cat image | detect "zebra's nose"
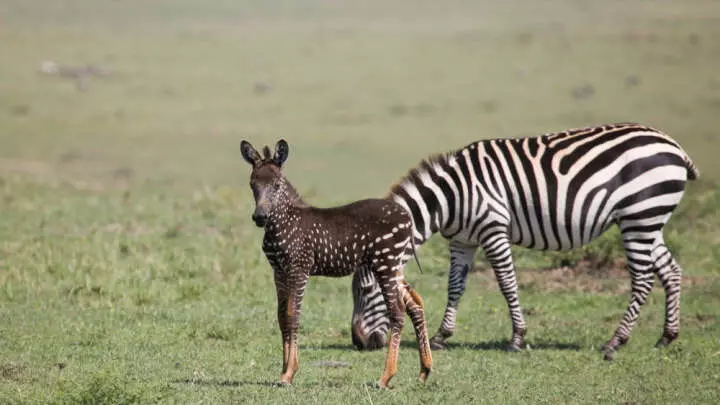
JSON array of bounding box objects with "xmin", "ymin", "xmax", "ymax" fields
[{"xmin": 252, "ymin": 213, "xmax": 267, "ymax": 227}]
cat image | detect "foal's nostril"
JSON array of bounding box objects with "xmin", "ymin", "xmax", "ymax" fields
[{"xmin": 252, "ymin": 213, "xmax": 267, "ymax": 226}]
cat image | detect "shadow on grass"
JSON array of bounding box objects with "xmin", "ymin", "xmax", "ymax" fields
[
  {"xmin": 172, "ymin": 378, "xmax": 364, "ymax": 389},
  {"xmin": 301, "ymin": 341, "xmax": 421, "ymax": 351},
  {"xmin": 172, "ymin": 378, "xmax": 280, "ymax": 388},
  {"xmin": 303, "ymin": 339, "xmax": 581, "ymax": 351},
  {"xmin": 443, "ymin": 339, "xmax": 581, "ymax": 351}
]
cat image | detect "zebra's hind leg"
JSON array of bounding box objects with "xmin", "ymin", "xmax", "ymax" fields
[
  {"xmin": 430, "ymin": 242, "xmax": 477, "ymax": 350},
  {"xmin": 603, "ymin": 230, "xmax": 656, "ymax": 361},
  {"xmin": 652, "ymin": 242, "xmax": 682, "ymax": 348},
  {"xmin": 485, "ymin": 237, "xmax": 526, "ymax": 352}
]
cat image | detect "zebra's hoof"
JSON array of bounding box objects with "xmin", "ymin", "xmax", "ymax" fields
[
  {"xmin": 429, "ymin": 338, "xmax": 446, "ymax": 351},
  {"xmin": 654, "ymin": 338, "xmax": 669, "ymax": 348},
  {"xmin": 655, "ymin": 331, "xmax": 678, "ymax": 348},
  {"xmin": 602, "ymin": 347, "xmax": 615, "ymax": 361},
  {"xmin": 506, "ymin": 343, "xmax": 523, "ymax": 352}
]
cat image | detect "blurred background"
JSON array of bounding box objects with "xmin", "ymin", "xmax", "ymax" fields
[
  {"xmin": 2, "ymin": 0, "xmax": 718, "ymax": 200},
  {"xmin": 2, "ymin": 2, "xmax": 720, "ymax": 402}
]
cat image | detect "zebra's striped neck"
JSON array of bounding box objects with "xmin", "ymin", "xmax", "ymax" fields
[{"xmin": 387, "ymin": 153, "xmax": 461, "ymax": 245}]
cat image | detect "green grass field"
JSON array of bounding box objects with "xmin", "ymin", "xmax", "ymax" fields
[{"xmin": 1, "ymin": 1, "xmax": 720, "ymax": 403}]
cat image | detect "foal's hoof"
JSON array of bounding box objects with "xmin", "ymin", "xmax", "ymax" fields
[
  {"xmin": 376, "ymin": 380, "xmax": 390, "ymax": 390},
  {"xmin": 419, "ymin": 368, "xmax": 431, "ymax": 384}
]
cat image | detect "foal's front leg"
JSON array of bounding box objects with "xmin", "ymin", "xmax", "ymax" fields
[{"xmin": 274, "ymin": 268, "xmax": 309, "ymax": 385}]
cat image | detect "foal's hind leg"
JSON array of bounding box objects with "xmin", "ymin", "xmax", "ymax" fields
[
  {"xmin": 652, "ymin": 242, "xmax": 683, "ymax": 347},
  {"xmin": 376, "ymin": 265, "xmax": 405, "ymax": 389},
  {"xmin": 400, "ymin": 282, "xmax": 432, "ymax": 382}
]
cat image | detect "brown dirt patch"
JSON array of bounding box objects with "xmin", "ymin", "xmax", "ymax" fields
[
  {"xmin": 0, "ymin": 362, "xmax": 25, "ymax": 382},
  {"xmin": 477, "ymin": 259, "xmax": 706, "ymax": 294}
]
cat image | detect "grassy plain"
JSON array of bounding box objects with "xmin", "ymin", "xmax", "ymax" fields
[{"xmin": 1, "ymin": 1, "xmax": 719, "ymax": 403}]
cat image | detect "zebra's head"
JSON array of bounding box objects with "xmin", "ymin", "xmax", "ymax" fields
[{"xmin": 240, "ymin": 139, "xmax": 291, "ymax": 228}]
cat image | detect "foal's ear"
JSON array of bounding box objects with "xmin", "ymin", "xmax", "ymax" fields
[
  {"xmin": 240, "ymin": 140, "xmax": 261, "ymax": 166},
  {"xmin": 273, "ymin": 139, "xmax": 289, "ymax": 167}
]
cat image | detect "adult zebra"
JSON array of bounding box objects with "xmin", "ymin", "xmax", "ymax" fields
[{"xmin": 351, "ymin": 123, "xmax": 698, "ymax": 360}]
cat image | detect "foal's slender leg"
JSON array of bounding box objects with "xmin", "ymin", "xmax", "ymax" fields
[
  {"xmin": 376, "ymin": 263, "xmax": 405, "ymax": 389},
  {"xmin": 275, "ymin": 269, "xmax": 309, "ymax": 385},
  {"xmin": 401, "ymin": 282, "xmax": 432, "ymax": 382}
]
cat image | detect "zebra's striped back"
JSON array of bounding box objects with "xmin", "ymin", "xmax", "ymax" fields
[{"xmin": 389, "ymin": 123, "xmax": 697, "ymax": 251}]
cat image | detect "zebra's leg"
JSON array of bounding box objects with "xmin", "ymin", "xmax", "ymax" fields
[
  {"xmin": 351, "ymin": 267, "xmax": 388, "ymax": 350},
  {"xmin": 376, "ymin": 264, "xmax": 406, "ymax": 389},
  {"xmin": 652, "ymin": 242, "xmax": 683, "ymax": 348},
  {"xmin": 400, "ymin": 281, "xmax": 432, "ymax": 383},
  {"xmin": 602, "ymin": 231, "xmax": 655, "ymax": 361},
  {"xmin": 276, "ymin": 269, "xmax": 309, "ymax": 385},
  {"xmin": 429, "ymin": 242, "xmax": 478, "ymax": 350},
  {"xmin": 485, "ymin": 236, "xmax": 526, "ymax": 352}
]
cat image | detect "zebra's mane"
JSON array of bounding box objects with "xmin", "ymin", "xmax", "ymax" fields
[{"xmin": 386, "ymin": 151, "xmax": 454, "ymax": 199}]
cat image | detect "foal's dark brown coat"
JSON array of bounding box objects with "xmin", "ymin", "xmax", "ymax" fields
[{"xmin": 240, "ymin": 139, "xmax": 432, "ymax": 388}]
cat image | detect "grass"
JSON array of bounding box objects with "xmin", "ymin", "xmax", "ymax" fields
[{"xmin": 1, "ymin": 0, "xmax": 720, "ymax": 403}]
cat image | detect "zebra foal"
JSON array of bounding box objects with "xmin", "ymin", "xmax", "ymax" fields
[
  {"xmin": 240, "ymin": 139, "xmax": 432, "ymax": 388},
  {"xmin": 351, "ymin": 123, "xmax": 698, "ymax": 360}
]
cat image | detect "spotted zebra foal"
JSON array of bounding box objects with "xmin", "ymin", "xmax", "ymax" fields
[{"xmin": 240, "ymin": 139, "xmax": 432, "ymax": 388}]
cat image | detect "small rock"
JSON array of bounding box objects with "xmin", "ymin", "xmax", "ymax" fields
[{"xmin": 571, "ymin": 84, "xmax": 595, "ymax": 100}]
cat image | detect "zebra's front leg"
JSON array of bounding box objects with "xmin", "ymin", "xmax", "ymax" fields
[
  {"xmin": 275, "ymin": 269, "xmax": 309, "ymax": 385},
  {"xmin": 430, "ymin": 242, "xmax": 477, "ymax": 350},
  {"xmin": 485, "ymin": 237, "xmax": 526, "ymax": 352},
  {"xmin": 350, "ymin": 267, "xmax": 388, "ymax": 350}
]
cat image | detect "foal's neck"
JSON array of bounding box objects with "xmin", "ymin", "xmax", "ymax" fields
[{"xmin": 265, "ymin": 178, "xmax": 308, "ymax": 232}]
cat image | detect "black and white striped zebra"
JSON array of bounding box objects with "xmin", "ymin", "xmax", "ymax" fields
[{"xmin": 351, "ymin": 123, "xmax": 698, "ymax": 360}]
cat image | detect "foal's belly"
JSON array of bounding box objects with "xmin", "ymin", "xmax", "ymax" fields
[{"xmin": 310, "ymin": 265, "xmax": 356, "ymax": 277}]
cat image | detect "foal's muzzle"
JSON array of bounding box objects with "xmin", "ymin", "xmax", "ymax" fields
[{"xmin": 252, "ymin": 213, "xmax": 267, "ymax": 227}]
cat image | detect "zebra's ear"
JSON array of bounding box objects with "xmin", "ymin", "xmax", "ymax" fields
[
  {"xmin": 240, "ymin": 140, "xmax": 261, "ymax": 166},
  {"xmin": 274, "ymin": 139, "xmax": 289, "ymax": 167}
]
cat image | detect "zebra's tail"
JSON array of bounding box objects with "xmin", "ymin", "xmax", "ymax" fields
[
  {"xmin": 683, "ymin": 154, "xmax": 700, "ymax": 181},
  {"xmin": 410, "ymin": 236, "xmax": 423, "ymax": 274}
]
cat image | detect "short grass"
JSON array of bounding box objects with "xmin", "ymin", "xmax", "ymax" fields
[{"xmin": 1, "ymin": 1, "xmax": 720, "ymax": 404}]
